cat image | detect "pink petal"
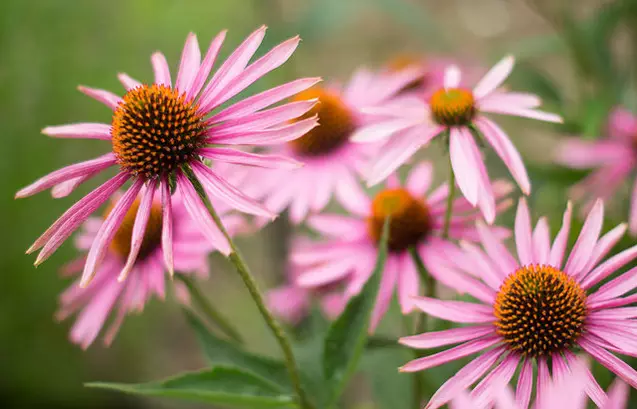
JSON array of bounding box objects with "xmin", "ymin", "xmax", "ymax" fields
[
  {"xmin": 117, "ymin": 73, "xmax": 141, "ymax": 90},
  {"xmin": 582, "ymin": 243, "xmax": 637, "ymax": 290},
  {"xmin": 606, "ymin": 379, "xmax": 630, "ymax": 409},
  {"xmin": 516, "ymin": 359, "xmax": 533, "ymax": 409},
  {"xmin": 208, "ymin": 116, "xmax": 318, "ymax": 145},
  {"xmin": 564, "ymin": 351, "xmax": 608, "ymax": 407},
  {"xmin": 80, "ymin": 179, "xmax": 144, "ymax": 287},
  {"xmin": 16, "ymin": 153, "xmax": 116, "ymax": 198},
  {"xmin": 289, "ymin": 180, "xmax": 311, "ymax": 223},
  {"xmin": 160, "ymin": 177, "xmax": 174, "ymax": 275},
  {"xmin": 444, "ymin": 65, "xmax": 462, "ymax": 89},
  {"xmin": 334, "ymin": 170, "xmax": 371, "ymax": 217},
  {"xmin": 199, "ymin": 26, "xmax": 267, "ymax": 111},
  {"xmin": 406, "ymin": 162, "xmax": 434, "ymax": 197},
  {"xmin": 369, "ymin": 257, "xmax": 398, "ymax": 333},
  {"xmin": 51, "ymin": 173, "xmax": 97, "ymax": 199},
  {"xmin": 211, "ymin": 77, "xmax": 321, "ymax": 123},
  {"xmin": 78, "ymin": 86, "xmax": 122, "ymax": 110},
  {"xmin": 175, "ymin": 33, "xmax": 201, "ymax": 94},
  {"xmin": 565, "ymin": 198, "xmax": 604, "ymax": 277},
  {"xmin": 119, "ymin": 179, "xmax": 158, "ymax": 282},
  {"xmin": 42, "ymin": 123, "xmax": 111, "ymax": 140},
  {"xmin": 306, "ymin": 214, "xmax": 367, "ymax": 239},
  {"xmin": 463, "ymin": 129, "xmax": 497, "ymax": 223},
  {"xmin": 205, "ymin": 36, "xmax": 300, "ymax": 110},
  {"xmin": 399, "ymin": 335, "xmax": 500, "ymax": 372},
  {"xmin": 475, "ymin": 117, "xmax": 530, "ymax": 194},
  {"xmin": 478, "ymin": 91, "xmax": 541, "ymax": 110},
  {"xmin": 399, "ymin": 325, "xmax": 494, "ymax": 349},
  {"xmin": 630, "ymin": 178, "xmax": 637, "ymax": 236},
  {"xmin": 450, "ymin": 127, "xmax": 479, "ymax": 205},
  {"xmin": 609, "ymin": 107, "xmax": 637, "ymax": 140},
  {"xmin": 458, "ymin": 240, "xmax": 504, "ymax": 290},
  {"xmin": 411, "ymin": 297, "xmax": 495, "ymax": 323},
  {"xmin": 582, "ymin": 223, "xmax": 627, "ymax": 274},
  {"xmin": 397, "ymin": 255, "xmax": 420, "ymax": 314},
  {"xmin": 476, "ymin": 221, "xmax": 518, "ymax": 277},
  {"xmin": 473, "ymin": 56, "xmax": 514, "ymax": 99},
  {"xmin": 470, "ymin": 353, "xmax": 519, "ymax": 409},
  {"xmin": 514, "ymin": 198, "xmax": 534, "ymax": 266},
  {"xmin": 367, "ymin": 125, "xmax": 440, "ymax": 186},
  {"xmin": 200, "ymin": 147, "xmax": 302, "ymax": 169},
  {"xmin": 187, "ymin": 30, "xmax": 227, "ymax": 100},
  {"xmin": 29, "ymin": 173, "xmax": 129, "ymax": 257},
  {"xmin": 267, "ymin": 286, "xmax": 309, "ymax": 324},
  {"xmin": 350, "ymin": 119, "xmax": 421, "ymax": 143},
  {"xmin": 556, "ymin": 139, "xmax": 630, "ymax": 169},
  {"xmin": 482, "ymin": 105, "xmax": 563, "ymax": 123},
  {"xmin": 296, "ymin": 258, "xmax": 357, "ymax": 288},
  {"xmin": 151, "ymin": 52, "xmax": 171, "ymax": 87},
  {"xmin": 176, "ymin": 170, "xmax": 231, "ymax": 255},
  {"xmin": 589, "ymin": 266, "xmax": 637, "ymax": 303},
  {"xmin": 548, "ymin": 201, "xmax": 573, "ymax": 269},
  {"xmin": 579, "ymin": 337, "xmax": 637, "ymax": 390},
  {"xmin": 536, "ymin": 358, "xmax": 550, "ymax": 406},
  {"xmin": 532, "ymin": 217, "xmax": 551, "ymax": 265},
  {"xmin": 191, "ymin": 161, "xmax": 273, "ymax": 218}
]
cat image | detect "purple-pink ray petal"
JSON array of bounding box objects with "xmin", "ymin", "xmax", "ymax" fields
[
  {"xmin": 444, "ymin": 65, "xmax": 461, "ymax": 89},
  {"xmin": 565, "ymin": 199, "xmax": 604, "ymax": 278},
  {"xmin": 450, "ymin": 127, "xmax": 479, "ymax": 205},
  {"xmin": 579, "ymin": 337, "xmax": 637, "ymax": 390},
  {"xmin": 78, "ymin": 86, "xmax": 122, "ymax": 110},
  {"xmin": 42, "ymin": 123, "xmax": 112, "ymax": 140},
  {"xmin": 187, "ymin": 30, "xmax": 227, "ymax": 100},
  {"xmin": 582, "ymin": 244, "xmax": 637, "ymax": 289},
  {"xmin": 175, "ymin": 33, "xmax": 201, "ymax": 95},
  {"xmin": 470, "ymin": 353, "xmax": 518, "ymax": 409},
  {"xmin": 207, "ymin": 116, "xmax": 318, "ymax": 145},
  {"xmin": 406, "ymin": 162, "xmax": 433, "ymax": 197},
  {"xmin": 160, "ymin": 177, "xmax": 174, "ymax": 275},
  {"xmin": 548, "ymin": 201, "xmax": 572, "ymax": 269},
  {"xmin": 589, "ymin": 266, "xmax": 637, "ymax": 303},
  {"xmin": 411, "ymin": 297, "xmax": 495, "ymax": 323},
  {"xmin": 473, "ymin": 56, "xmax": 514, "ymax": 99},
  {"xmin": 151, "ymin": 52, "xmax": 171, "ymax": 87},
  {"xmin": 516, "ymin": 358, "xmax": 533, "ymax": 409},
  {"xmin": 51, "ymin": 173, "xmax": 98, "ymax": 198},
  {"xmin": 335, "ymin": 170, "xmax": 372, "ymax": 217},
  {"xmin": 476, "ymin": 221, "xmax": 518, "ymax": 277},
  {"xmin": 564, "ymin": 351, "xmax": 609, "ymax": 408},
  {"xmin": 581, "ymin": 223, "xmax": 627, "ymax": 274},
  {"xmin": 117, "ymin": 73, "xmax": 141, "ymax": 90},
  {"xmin": 369, "ymin": 258, "xmax": 398, "ymax": 333},
  {"xmin": 514, "ymin": 198, "xmax": 534, "ymax": 266},
  {"xmin": 399, "ymin": 325, "xmax": 494, "ymax": 349},
  {"xmin": 532, "ymin": 216, "xmax": 551, "ymax": 264},
  {"xmin": 199, "ymin": 147, "xmax": 302, "ymax": 169}
]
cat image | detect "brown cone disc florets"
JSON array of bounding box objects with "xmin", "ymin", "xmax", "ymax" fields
[
  {"xmin": 111, "ymin": 84, "xmax": 208, "ymax": 178},
  {"xmin": 367, "ymin": 188, "xmax": 432, "ymax": 252},
  {"xmin": 107, "ymin": 198, "xmax": 163, "ymax": 261},
  {"xmin": 429, "ymin": 87, "xmax": 476, "ymax": 126},
  {"xmin": 288, "ymin": 87, "xmax": 355, "ymax": 157},
  {"xmin": 494, "ymin": 264, "xmax": 588, "ymax": 358}
]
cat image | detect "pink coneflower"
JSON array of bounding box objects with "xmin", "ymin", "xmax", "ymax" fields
[
  {"xmin": 56, "ymin": 191, "xmax": 246, "ymax": 349},
  {"xmin": 556, "ymin": 106, "xmax": 637, "ymax": 235},
  {"xmin": 237, "ymin": 67, "xmax": 422, "ymax": 223},
  {"xmin": 267, "ymin": 239, "xmax": 348, "ymax": 324},
  {"xmin": 293, "ymin": 162, "xmax": 512, "ymax": 332},
  {"xmin": 399, "ymin": 198, "xmax": 637, "ymax": 409},
  {"xmin": 353, "ymin": 56, "xmax": 562, "ymax": 223},
  {"xmin": 16, "ymin": 28, "xmax": 319, "ymax": 286}
]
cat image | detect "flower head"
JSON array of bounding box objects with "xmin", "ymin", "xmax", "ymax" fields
[
  {"xmin": 17, "ymin": 28, "xmax": 319, "ymax": 286},
  {"xmin": 56, "ymin": 191, "xmax": 246, "ymax": 349},
  {"xmin": 556, "ymin": 106, "xmax": 637, "ymax": 235},
  {"xmin": 292, "ymin": 162, "xmax": 512, "ymax": 332},
  {"xmin": 353, "ymin": 56, "xmax": 562, "ymax": 223},
  {"xmin": 399, "ymin": 199, "xmax": 637, "ymax": 409},
  {"xmin": 235, "ymin": 67, "xmax": 422, "ymax": 223}
]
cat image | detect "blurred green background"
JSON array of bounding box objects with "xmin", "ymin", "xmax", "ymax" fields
[{"xmin": 2, "ymin": 0, "xmax": 635, "ymax": 408}]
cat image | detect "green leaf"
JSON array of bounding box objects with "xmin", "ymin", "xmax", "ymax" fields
[
  {"xmin": 185, "ymin": 310, "xmax": 292, "ymax": 391},
  {"xmin": 87, "ymin": 367, "xmax": 297, "ymax": 408},
  {"xmin": 322, "ymin": 218, "xmax": 390, "ymax": 408}
]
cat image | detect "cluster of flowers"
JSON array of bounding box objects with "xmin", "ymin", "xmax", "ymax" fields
[{"xmin": 17, "ymin": 27, "xmax": 637, "ymax": 408}]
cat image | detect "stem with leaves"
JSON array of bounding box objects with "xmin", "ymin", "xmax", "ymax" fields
[{"xmin": 182, "ymin": 165, "xmax": 313, "ymax": 409}]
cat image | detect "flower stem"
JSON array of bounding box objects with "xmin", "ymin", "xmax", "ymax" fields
[
  {"xmin": 442, "ymin": 157, "xmax": 456, "ymax": 240},
  {"xmin": 177, "ymin": 274, "xmax": 244, "ymax": 344},
  {"xmin": 182, "ymin": 165, "xmax": 313, "ymax": 409}
]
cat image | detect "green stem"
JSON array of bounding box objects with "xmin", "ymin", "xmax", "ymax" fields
[
  {"xmin": 442, "ymin": 158, "xmax": 456, "ymax": 240},
  {"xmin": 182, "ymin": 165, "xmax": 312, "ymax": 409},
  {"xmin": 177, "ymin": 274, "xmax": 244, "ymax": 344}
]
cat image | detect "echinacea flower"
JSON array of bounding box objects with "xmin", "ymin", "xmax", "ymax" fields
[
  {"xmin": 399, "ymin": 198, "xmax": 637, "ymax": 409},
  {"xmin": 56, "ymin": 191, "xmax": 246, "ymax": 349},
  {"xmin": 556, "ymin": 106, "xmax": 637, "ymax": 235},
  {"xmin": 237, "ymin": 67, "xmax": 422, "ymax": 223},
  {"xmin": 353, "ymin": 56, "xmax": 562, "ymax": 223},
  {"xmin": 293, "ymin": 162, "xmax": 512, "ymax": 332},
  {"xmin": 17, "ymin": 27, "xmax": 319, "ymax": 286},
  {"xmin": 267, "ymin": 239, "xmax": 348, "ymax": 324}
]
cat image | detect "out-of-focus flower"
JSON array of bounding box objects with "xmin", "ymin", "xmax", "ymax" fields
[
  {"xmin": 17, "ymin": 28, "xmax": 319, "ymax": 286},
  {"xmin": 293, "ymin": 162, "xmax": 512, "ymax": 333},
  {"xmin": 238, "ymin": 67, "xmax": 422, "ymax": 223},
  {"xmin": 556, "ymin": 107, "xmax": 637, "ymax": 235},
  {"xmin": 56, "ymin": 192, "xmax": 246, "ymax": 349},
  {"xmin": 353, "ymin": 56, "xmax": 562, "ymax": 223},
  {"xmin": 400, "ymin": 199, "xmax": 637, "ymax": 409}
]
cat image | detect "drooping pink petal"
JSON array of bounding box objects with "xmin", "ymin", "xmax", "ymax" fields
[
  {"xmin": 51, "ymin": 173, "xmax": 97, "ymax": 199},
  {"xmin": 536, "ymin": 358, "xmax": 550, "ymax": 407},
  {"xmin": 207, "ymin": 116, "xmax": 318, "ymax": 145},
  {"xmin": 191, "ymin": 161, "xmax": 273, "ymax": 218},
  {"xmin": 267, "ymin": 285, "xmax": 309, "ymax": 324},
  {"xmin": 606, "ymin": 378, "xmax": 630, "ymax": 409},
  {"xmin": 289, "ymin": 179, "xmax": 311, "ymax": 223},
  {"xmin": 470, "ymin": 353, "xmax": 519, "ymax": 409},
  {"xmin": 369, "ymin": 257, "xmax": 399, "ymax": 333},
  {"xmin": 80, "ymin": 179, "xmax": 144, "ymax": 287},
  {"xmin": 406, "ymin": 161, "xmax": 433, "ymax": 197},
  {"xmin": 119, "ymin": 179, "xmax": 158, "ymax": 282},
  {"xmin": 205, "ymin": 36, "xmax": 300, "ymax": 109},
  {"xmin": 367, "ymin": 125, "xmax": 441, "ymax": 186},
  {"xmin": 296, "ymin": 257, "xmax": 357, "ymax": 288},
  {"xmin": 589, "ymin": 266, "xmax": 637, "ymax": 303},
  {"xmin": 175, "ymin": 33, "xmax": 201, "ymax": 95},
  {"xmin": 630, "ymin": 178, "xmax": 637, "ymax": 235},
  {"xmin": 563, "ymin": 351, "xmax": 608, "ymax": 407},
  {"xmin": 151, "ymin": 52, "xmax": 171, "ymax": 87},
  {"xmin": 198, "ymin": 26, "xmax": 267, "ymax": 111},
  {"xmin": 187, "ymin": 30, "xmax": 227, "ymax": 100},
  {"xmin": 444, "ymin": 65, "xmax": 461, "ymax": 89},
  {"xmin": 411, "ymin": 297, "xmax": 495, "ymax": 323},
  {"xmin": 397, "ymin": 255, "xmax": 420, "ymax": 314},
  {"xmin": 160, "ymin": 177, "xmax": 174, "ymax": 275},
  {"xmin": 399, "ymin": 335, "xmax": 500, "ymax": 372},
  {"xmin": 582, "ymin": 223, "xmax": 627, "ymax": 274},
  {"xmin": 334, "ymin": 170, "xmax": 372, "ymax": 217},
  {"xmin": 42, "ymin": 123, "xmax": 112, "ymax": 140},
  {"xmin": 199, "ymin": 147, "xmax": 302, "ymax": 169},
  {"xmin": 564, "ymin": 199, "xmax": 604, "ymax": 278},
  {"xmin": 532, "ymin": 217, "xmax": 551, "ymax": 265},
  {"xmin": 463, "ymin": 129, "xmax": 496, "ymax": 223},
  {"xmin": 306, "ymin": 214, "xmax": 367, "ymax": 240},
  {"xmin": 117, "ymin": 73, "xmax": 141, "ymax": 90},
  {"xmin": 582, "ymin": 244, "xmax": 637, "ymax": 290},
  {"xmin": 70, "ymin": 279, "xmax": 123, "ymax": 349},
  {"xmin": 476, "ymin": 221, "xmax": 518, "ymax": 277},
  {"xmin": 482, "ymin": 105, "xmax": 563, "ymax": 123},
  {"xmin": 211, "ymin": 77, "xmax": 321, "ymax": 123},
  {"xmin": 16, "ymin": 153, "xmax": 116, "ymax": 198},
  {"xmin": 514, "ymin": 198, "xmax": 534, "ymax": 266},
  {"xmin": 399, "ymin": 325, "xmax": 494, "ymax": 349},
  {"xmin": 548, "ymin": 201, "xmax": 572, "ymax": 269},
  {"xmin": 78, "ymin": 86, "xmax": 122, "ymax": 110},
  {"xmin": 609, "ymin": 107, "xmax": 637, "ymax": 140},
  {"xmin": 515, "ymin": 359, "xmax": 533, "ymax": 409},
  {"xmin": 473, "ymin": 56, "xmax": 514, "ymax": 99},
  {"xmin": 475, "ymin": 117, "xmax": 530, "ymax": 194},
  {"xmin": 579, "ymin": 337, "xmax": 637, "ymax": 390},
  {"xmin": 176, "ymin": 170, "xmax": 231, "ymax": 255},
  {"xmin": 450, "ymin": 127, "xmax": 479, "ymax": 205}
]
